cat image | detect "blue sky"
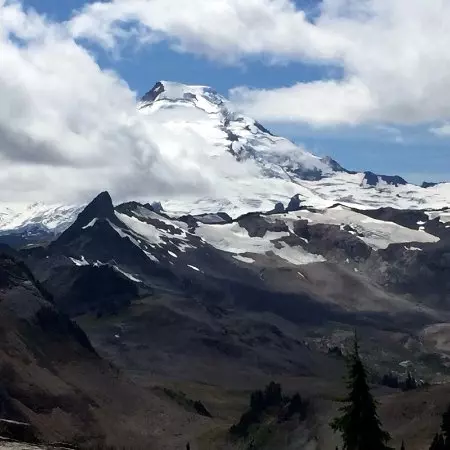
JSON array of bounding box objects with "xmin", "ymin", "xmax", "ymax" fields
[{"xmin": 16, "ymin": 0, "xmax": 450, "ymax": 184}]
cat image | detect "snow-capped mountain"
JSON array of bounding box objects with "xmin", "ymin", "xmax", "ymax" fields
[
  {"xmin": 22, "ymin": 190, "xmax": 450, "ymax": 320},
  {"xmin": 137, "ymin": 81, "xmax": 450, "ymax": 216},
  {"xmin": 139, "ymin": 81, "xmax": 333, "ymax": 181},
  {"xmin": 0, "ymin": 203, "xmax": 83, "ymax": 246},
  {"xmin": 0, "ymin": 80, "xmax": 449, "ymax": 238}
]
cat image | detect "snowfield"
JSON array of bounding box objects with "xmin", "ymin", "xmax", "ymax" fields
[
  {"xmin": 196, "ymin": 222, "xmax": 326, "ymax": 266},
  {"xmin": 273, "ymin": 206, "xmax": 440, "ymax": 250}
]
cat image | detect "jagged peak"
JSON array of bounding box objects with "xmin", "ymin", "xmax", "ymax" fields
[
  {"xmin": 53, "ymin": 191, "xmax": 116, "ymax": 247},
  {"xmin": 81, "ymin": 191, "xmax": 114, "ymax": 220}
]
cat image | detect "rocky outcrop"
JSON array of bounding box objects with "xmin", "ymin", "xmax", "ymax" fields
[
  {"xmin": 363, "ymin": 171, "xmax": 407, "ymax": 187},
  {"xmin": 238, "ymin": 215, "xmax": 289, "ymax": 238},
  {"xmin": 286, "ymin": 194, "xmax": 301, "ymax": 212}
]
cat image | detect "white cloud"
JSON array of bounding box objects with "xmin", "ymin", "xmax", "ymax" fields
[
  {"xmin": 0, "ymin": 1, "xmax": 228, "ymax": 204},
  {"xmin": 1, "ymin": 0, "xmax": 447, "ymax": 208},
  {"xmin": 68, "ymin": 0, "xmax": 348, "ymax": 63},
  {"xmin": 430, "ymin": 123, "xmax": 450, "ymax": 137},
  {"xmin": 231, "ymin": 0, "xmax": 450, "ymax": 125},
  {"xmin": 68, "ymin": 0, "xmax": 450, "ymax": 127},
  {"xmin": 375, "ymin": 125, "xmax": 404, "ymax": 144},
  {"xmin": 229, "ymin": 77, "xmax": 375, "ymax": 126}
]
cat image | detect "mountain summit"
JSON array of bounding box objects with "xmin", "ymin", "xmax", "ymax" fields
[
  {"xmin": 0, "ymin": 81, "xmax": 449, "ymax": 238},
  {"xmin": 139, "ymin": 80, "xmax": 333, "ymax": 181}
]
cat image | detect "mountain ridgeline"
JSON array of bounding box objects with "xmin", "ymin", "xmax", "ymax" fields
[{"xmin": 0, "ymin": 81, "xmax": 449, "ymax": 449}]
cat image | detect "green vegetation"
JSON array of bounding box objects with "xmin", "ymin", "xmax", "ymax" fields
[
  {"xmin": 428, "ymin": 404, "xmax": 450, "ymax": 450},
  {"xmin": 331, "ymin": 337, "xmax": 392, "ymax": 450},
  {"xmin": 229, "ymin": 381, "xmax": 307, "ymax": 438},
  {"xmin": 380, "ymin": 371, "xmax": 422, "ymax": 391}
]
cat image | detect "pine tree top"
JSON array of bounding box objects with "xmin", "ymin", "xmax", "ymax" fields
[{"xmin": 331, "ymin": 336, "xmax": 392, "ymax": 450}]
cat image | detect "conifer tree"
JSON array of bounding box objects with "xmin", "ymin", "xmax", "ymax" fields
[
  {"xmin": 331, "ymin": 336, "xmax": 392, "ymax": 450},
  {"xmin": 400, "ymin": 440, "xmax": 406, "ymax": 450},
  {"xmin": 428, "ymin": 404, "xmax": 450, "ymax": 450},
  {"xmin": 429, "ymin": 433, "xmax": 445, "ymax": 450},
  {"xmin": 402, "ymin": 372, "xmax": 417, "ymax": 391},
  {"xmin": 442, "ymin": 405, "xmax": 450, "ymax": 448}
]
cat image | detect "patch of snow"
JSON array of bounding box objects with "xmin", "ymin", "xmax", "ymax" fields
[
  {"xmin": 107, "ymin": 217, "xmax": 162, "ymax": 264},
  {"xmin": 177, "ymin": 242, "xmax": 195, "ymax": 252},
  {"xmin": 233, "ymin": 255, "xmax": 255, "ymax": 264},
  {"xmin": 187, "ymin": 264, "xmax": 201, "ymax": 272},
  {"xmin": 196, "ymin": 222, "xmax": 324, "ymax": 266},
  {"xmin": 272, "ymin": 243, "xmax": 326, "ymax": 266},
  {"xmin": 113, "ymin": 266, "xmax": 142, "ymax": 283},
  {"xmin": 275, "ymin": 207, "xmax": 439, "ymax": 250},
  {"xmin": 82, "ymin": 218, "xmax": 98, "ymax": 229},
  {"xmin": 404, "ymin": 246, "xmax": 423, "ymax": 251},
  {"xmin": 69, "ymin": 255, "xmax": 89, "ymax": 266},
  {"xmin": 116, "ymin": 212, "xmax": 163, "ymax": 245},
  {"xmin": 168, "ymin": 250, "xmax": 178, "ymax": 258},
  {"xmin": 144, "ymin": 250, "xmax": 159, "ymax": 263},
  {"xmin": 114, "ymin": 211, "xmax": 195, "ymax": 259},
  {"xmin": 425, "ymin": 210, "xmax": 450, "ymax": 223}
]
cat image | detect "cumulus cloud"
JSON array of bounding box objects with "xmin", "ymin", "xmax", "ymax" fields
[
  {"xmin": 0, "ymin": 0, "xmax": 224, "ymax": 204},
  {"xmin": 69, "ymin": 0, "xmax": 450, "ymax": 127},
  {"xmin": 229, "ymin": 77, "xmax": 375, "ymax": 126},
  {"xmin": 1, "ymin": 0, "xmax": 448, "ymax": 206},
  {"xmin": 68, "ymin": 0, "xmax": 348, "ymax": 63},
  {"xmin": 430, "ymin": 123, "xmax": 450, "ymax": 137}
]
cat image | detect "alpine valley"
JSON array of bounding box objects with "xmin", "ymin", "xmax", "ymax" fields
[{"xmin": 1, "ymin": 81, "xmax": 450, "ymax": 450}]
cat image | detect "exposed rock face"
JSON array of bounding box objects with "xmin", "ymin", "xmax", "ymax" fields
[
  {"xmin": 0, "ymin": 253, "xmax": 99, "ymax": 440},
  {"xmin": 422, "ymin": 181, "xmax": 438, "ymax": 188},
  {"xmin": 269, "ymin": 202, "xmax": 285, "ymax": 214},
  {"xmin": 286, "ymin": 194, "xmax": 301, "ymax": 212},
  {"xmin": 141, "ymin": 81, "xmax": 165, "ymax": 103},
  {"xmin": 320, "ymin": 156, "xmax": 349, "ymax": 172},
  {"xmin": 193, "ymin": 212, "xmax": 233, "ymax": 224},
  {"xmin": 374, "ymin": 241, "xmax": 450, "ymax": 307},
  {"xmin": 43, "ymin": 264, "xmax": 142, "ymax": 316},
  {"xmin": 363, "ymin": 171, "xmax": 408, "ymax": 187},
  {"xmin": 238, "ymin": 214, "xmax": 289, "ymax": 238},
  {"xmin": 0, "ymin": 419, "xmax": 38, "ymax": 444},
  {"xmin": 54, "ymin": 191, "xmax": 117, "ymax": 248},
  {"xmin": 306, "ymin": 223, "xmax": 373, "ymax": 263},
  {"xmin": 0, "ymin": 253, "xmax": 203, "ymax": 449}
]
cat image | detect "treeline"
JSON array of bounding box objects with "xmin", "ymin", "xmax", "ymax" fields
[
  {"xmin": 380, "ymin": 371, "xmax": 427, "ymax": 391},
  {"xmin": 429, "ymin": 404, "xmax": 450, "ymax": 450},
  {"xmin": 228, "ymin": 338, "xmax": 420, "ymax": 450},
  {"xmin": 330, "ymin": 338, "xmax": 449, "ymax": 450},
  {"xmin": 229, "ymin": 381, "xmax": 308, "ymax": 437}
]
